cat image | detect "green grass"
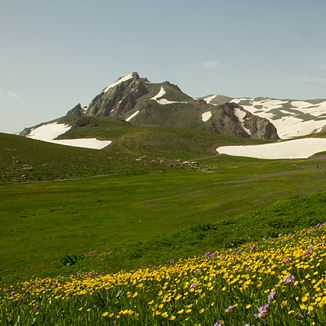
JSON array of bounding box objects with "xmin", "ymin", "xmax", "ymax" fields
[
  {"xmin": 0, "ymin": 123, "xmax": 275, "ymax": 182},
  {"xmin": 2, "ymin": 122, "xmax": 326, "ymax": 324},
  {"xmin": 1, "ymin": 152, "xmax": 326, "ymax": 283}
]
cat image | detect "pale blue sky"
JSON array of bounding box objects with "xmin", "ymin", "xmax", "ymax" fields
[{"xmin": 1, "ymin": 0, "xmax": 326, "ymax": 133}]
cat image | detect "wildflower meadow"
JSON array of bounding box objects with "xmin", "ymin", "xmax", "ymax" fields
[{"xmin": 1, "ymin": 223, "xmax": 326, "ymax": 325}]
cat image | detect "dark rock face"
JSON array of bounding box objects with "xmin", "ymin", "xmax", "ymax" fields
[
  {"xmin": 244, "ymin": 113, "xmax": 279, "ymax": 139},
  {"xmin": 18, "ymin": 127, "xmax": 33, "ymax": 137},
  {"xmin": 207, "ymin": 103, "xmax": 250, "ymax": 138},
  {"xmin": 65, "ymin": 103, "xmax": 85, "ymax": 119},
  {"xmin": 85, "ymin": 72, "xmax": 148, "ymax": 118},
  {"xmin": 203, "ymin": 102, "xmax": 279, "ymax": 139}
]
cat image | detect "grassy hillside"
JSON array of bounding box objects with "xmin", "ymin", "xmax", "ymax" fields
[
  {"xmin": 2, "ymin": 122, "xmax": 326, "ymax": 324},
  {"xmin": 1, "ymin": 152, "xmax": 326, "ymax": 283},
  {"xmin": 0, "ymin": 122, "xmax": 275, "ymax": 182},
  {"xmin": 2, "ymin": 186, "xmax": 326, "ymax": 324}
]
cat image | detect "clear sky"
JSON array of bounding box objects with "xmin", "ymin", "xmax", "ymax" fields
[{"xmin": 1, "ymin": 0, "xmax": 326, "ymax": 133}]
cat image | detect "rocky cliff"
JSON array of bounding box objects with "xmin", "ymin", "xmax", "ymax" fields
[{"xmin": 60, "ymin": 72, "xmax": 279, "ymax": 140}]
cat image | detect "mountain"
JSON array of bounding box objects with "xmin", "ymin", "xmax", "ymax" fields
[
  {"xmin": 60, "ymin": 72, "xmax": 279, "ymax": 140},
  {"xmin": 201, "ymin": 95, "xmax": 326, "ymax": 139}
]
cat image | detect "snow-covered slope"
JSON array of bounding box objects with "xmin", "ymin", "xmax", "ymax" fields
[
  {"xmin": 150, "ymin": 86, "xmax": 189, "ymax": 105},
  {"xmin": 102, "ymin": 73, "xmax": 134, "ymax": 93},
  {"xmin": 26, "ymin": 122, "xmax": 111, "ymax": 149},
  {"xmin": 202, "ymin": 95, "xmax": 326, "ymax": 139},
  {"xmin": 217, "ymin": 138, "xmax": 326, "ymax": 159}
]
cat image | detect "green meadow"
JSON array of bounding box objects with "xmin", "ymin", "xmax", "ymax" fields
[{"xmin": 1, "ymin": 122, "xmax": 326, "ymax": 324}]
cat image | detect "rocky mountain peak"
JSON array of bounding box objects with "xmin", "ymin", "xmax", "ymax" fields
[
  {"xmin": 58, "ymin": 72, "xmax": 279, "ymax": 140},
  {"xmin": 85, "ymin": 72, "xmax": 148, "ymax": 118}
]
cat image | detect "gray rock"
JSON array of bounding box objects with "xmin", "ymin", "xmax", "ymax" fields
[
  {"xmin": 85, "ymin": 72, "xmax": 148, "ymax": 118},
  {"xmin": 65, "ymin": 103, "xmax": 85, "ymax": 118}
]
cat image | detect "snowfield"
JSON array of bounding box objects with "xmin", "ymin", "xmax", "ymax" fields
[
  {"xmin": 151, "ymin": 87, "xmax": 188, "ymax": 105},
  {"xmin": 202, "ymin": 111, "xmax": 212, "ymax": 122},
  {"xmin": 203, "ymin": 95, "xmax": 217, "ymax": 104},
  {"xmin": 217, "ymin": 138, "xmax": 326, "ymax": 159},
  {"xmin": 229, "ymin": 97, "xmax": 326, "ymax": 139},
  {"xmin": 26, "ymin": 122, "xmax": 111, "ymax": 149},
  {"xmin": 102, "ymin": 73, "xmax": 134, "ymax": 93}
]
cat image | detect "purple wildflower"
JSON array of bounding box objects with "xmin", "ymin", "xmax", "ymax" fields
[
  {"xmin": 190, "ymin": 282, "xmax": 199, "ymax": 289},
  {"xmin": 254, "ymin": 304, "xmax": 269, "ymax": 319},
  {"xmin": 283, "ymin": 274, "xmax": 295, "ymax": 286},
  {"xmin": 33, "ymin": 303, "xmax": 39, "ymax": 311},
  {"xmin": 284, "ymin": 257, "xmax": 291, "ymax": 264},
  {"xmin": 214, "ymin": 321, "xmax": 223, "ymax": 326},
  {"xmin": 267, "ymin": 290, "xmax": 277, "ymax": 302},
  {"xmin": 225, "ymin": 305, "xmax": 235, "ymax": 314}
]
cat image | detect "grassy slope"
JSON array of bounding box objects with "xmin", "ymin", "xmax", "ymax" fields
[
  {"xmin": 1, "ymin": 153, "xmax": 326, "ymax": 283},
  {"xmin": 0, "ymin": 121, "xmax": 274, "ymax": 182},
  {"xmin": 2, "ymin": 121, "xmax": 326, "ymax": 284}
]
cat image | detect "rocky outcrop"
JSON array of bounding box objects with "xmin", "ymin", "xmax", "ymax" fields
[
  {"xmin": 18, "ymin": 127, "xmax": 33, "ymax": 137},
  {"xmin": 65, "ymin": 103, "xmax": 85, "ymax": 119},
  {"xmin": 85, "ymin": 72, "xmax": 148, "ymax": 118},
  {"xmin": 243, "ymin": 113, "xmax": 279, "ymax": 139},
  {"xmin": 206, "ymin": 102, "xmax": 250, "ymax": 138}
]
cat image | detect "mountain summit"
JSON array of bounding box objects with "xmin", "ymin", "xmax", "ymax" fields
[{"xmin": 63, "ymin": 73, "xmax": 279, "ymax": 140}]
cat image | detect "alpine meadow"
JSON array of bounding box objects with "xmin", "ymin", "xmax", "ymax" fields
[{"xmin": 2, "ymin": 73, "xmax": 326, "ymax": 326}]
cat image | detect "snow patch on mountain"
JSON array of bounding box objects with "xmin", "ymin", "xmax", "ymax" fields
[
  {"xmin": 217, "ymin": 138, "xmax": 326, "ymax": 159},
  {"xmin": 229, "ymin": 98, "xmax": 326, "ymax": 139},
  {"xmin": 202, "ymin": 111, "xmax": 212, "ymax": 122},
  {"xmin": 126, "ymin": 110, "xmax": 139, "ymax": 122},
  {"xmin": 102, "ymin": 73, "xmax": 134, "ymax": 93},
  {"xmin": 151, "ymin": 86, "xmax": 188, "ymax": 105},
  {"xmin": 27, "ymin": 123, "xmax": 72, "ymax": 141},
  {"xmin": 26, "ymin": 122, "xmax": 111, "ymax": 149},
  {"xmin": 151, "ymin": 87, "xmax": 166, "ymax": 101},
  {"xmin": 234, "ymin": 108, "xmax": 251, "ymax": 135},
  {"xmin": 203, "ymin": 95, "xmax": 217, "ymax": 104}
]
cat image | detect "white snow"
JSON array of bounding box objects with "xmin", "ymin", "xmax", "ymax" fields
[
  {"xmin": 151, "ymin": 87, "xmax": 166, "ymax": 101},
  {"xmin": 228, "ymin": 97, "xmax": 326, "ymax": 139},
  {"xmin": 157, "ymin": 99, "xmax": 187, "ymax": 105},
  {"xmin": 102, "ymin": 73, "xmax": 134, "ymax": 93},
  {"xmin": 217, "ymin": 138, "xmax": 326, "ymax": 159},
  {"xmin": 150, "ymin": 86, "xmax": 188, "ymax": 105},
  {"xmin": 126, "ymin": 110, "xmax": 139, "ymax": 122},
  {"xmin": 204, "ymin": 95, "xmax": 217, "ymax": 104},
  {"xmin": 234, "ymin": 108, "xmax": 251, "ymax": 135},
  {"xmin": 27, "ymin": 122, "xmax": 72, "ymax": 141},
  {"xmin": 202, "ymin": 111, "xmax": 212, "ymax": 122},
  {"xmin": 48, "ymin": 138, "xmax": 111, "ymax": 149},
  {"xmin": 26, "ymin": 122, "xmax": 111, "ymax": 150},
  {"xmin": 272, "ymin": 117, "xmax": 326, "ymax": 139}
]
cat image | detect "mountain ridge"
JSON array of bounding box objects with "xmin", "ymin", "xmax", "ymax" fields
[
  {"xmin": 56, "ymin": 72, "xmax": 279, "ymax": 140},
  {"xmin": 200, "ymin": 94, "xmax": 326, "ymax": 139}
]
